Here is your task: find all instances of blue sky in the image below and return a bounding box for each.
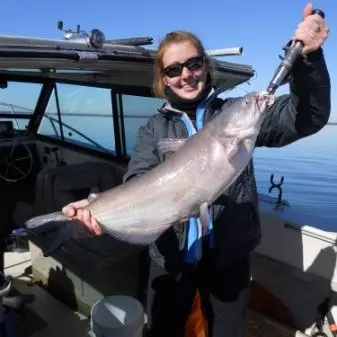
[1,0,336,122]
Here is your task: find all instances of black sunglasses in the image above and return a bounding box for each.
[163,55,205,78]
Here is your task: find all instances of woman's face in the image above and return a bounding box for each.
[162,41,209,100]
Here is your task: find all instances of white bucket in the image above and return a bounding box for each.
[90,295,145,337]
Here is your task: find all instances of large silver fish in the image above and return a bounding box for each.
[25,91,275,250]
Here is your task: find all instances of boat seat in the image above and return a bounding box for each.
[11,160,144,308]
[13,161,123,225]
[49,161,122,211]
[11,161,142,270]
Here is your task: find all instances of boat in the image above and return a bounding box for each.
[0,22,335,337]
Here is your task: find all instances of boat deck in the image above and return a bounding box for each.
[4,249,311,337]
[4,250,92,337]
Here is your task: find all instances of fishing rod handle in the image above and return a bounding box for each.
[266,8,325,94]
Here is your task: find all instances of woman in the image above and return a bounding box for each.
[62,3,330,337]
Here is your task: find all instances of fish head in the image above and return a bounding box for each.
[222,91,275,136]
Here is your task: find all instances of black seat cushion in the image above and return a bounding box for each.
[14,161,142,269]
[52,162,117,209]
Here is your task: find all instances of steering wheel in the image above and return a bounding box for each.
[0,139,33,183]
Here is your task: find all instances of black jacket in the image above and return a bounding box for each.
[123,48,331,274]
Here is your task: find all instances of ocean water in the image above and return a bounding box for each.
[253,124,337,228]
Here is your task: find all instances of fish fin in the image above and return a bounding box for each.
[88,193,99,203]
[199,202,210,229]
[104,226,163,246]
[157,138,187,154]
[25,211,69,232]
[103,218,180,246]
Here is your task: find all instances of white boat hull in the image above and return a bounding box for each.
[254,194,337,335]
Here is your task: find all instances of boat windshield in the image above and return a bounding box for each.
[0,81,42,134]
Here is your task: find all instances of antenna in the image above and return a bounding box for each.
[105,37,154,47]
[206,47,243,57]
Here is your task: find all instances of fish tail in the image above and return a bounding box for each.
[25,211,70,233]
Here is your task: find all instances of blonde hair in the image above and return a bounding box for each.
[152,31,212,98]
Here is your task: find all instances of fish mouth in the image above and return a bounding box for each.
[258,91,275,107]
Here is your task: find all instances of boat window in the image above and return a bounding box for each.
[120,94,164,155]
[0,81,42,132]
[37,83,116,154]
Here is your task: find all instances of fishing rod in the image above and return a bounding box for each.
[265,8,325,95]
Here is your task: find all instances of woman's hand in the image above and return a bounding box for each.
[292,3,329,55]
[62,198,103,239]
